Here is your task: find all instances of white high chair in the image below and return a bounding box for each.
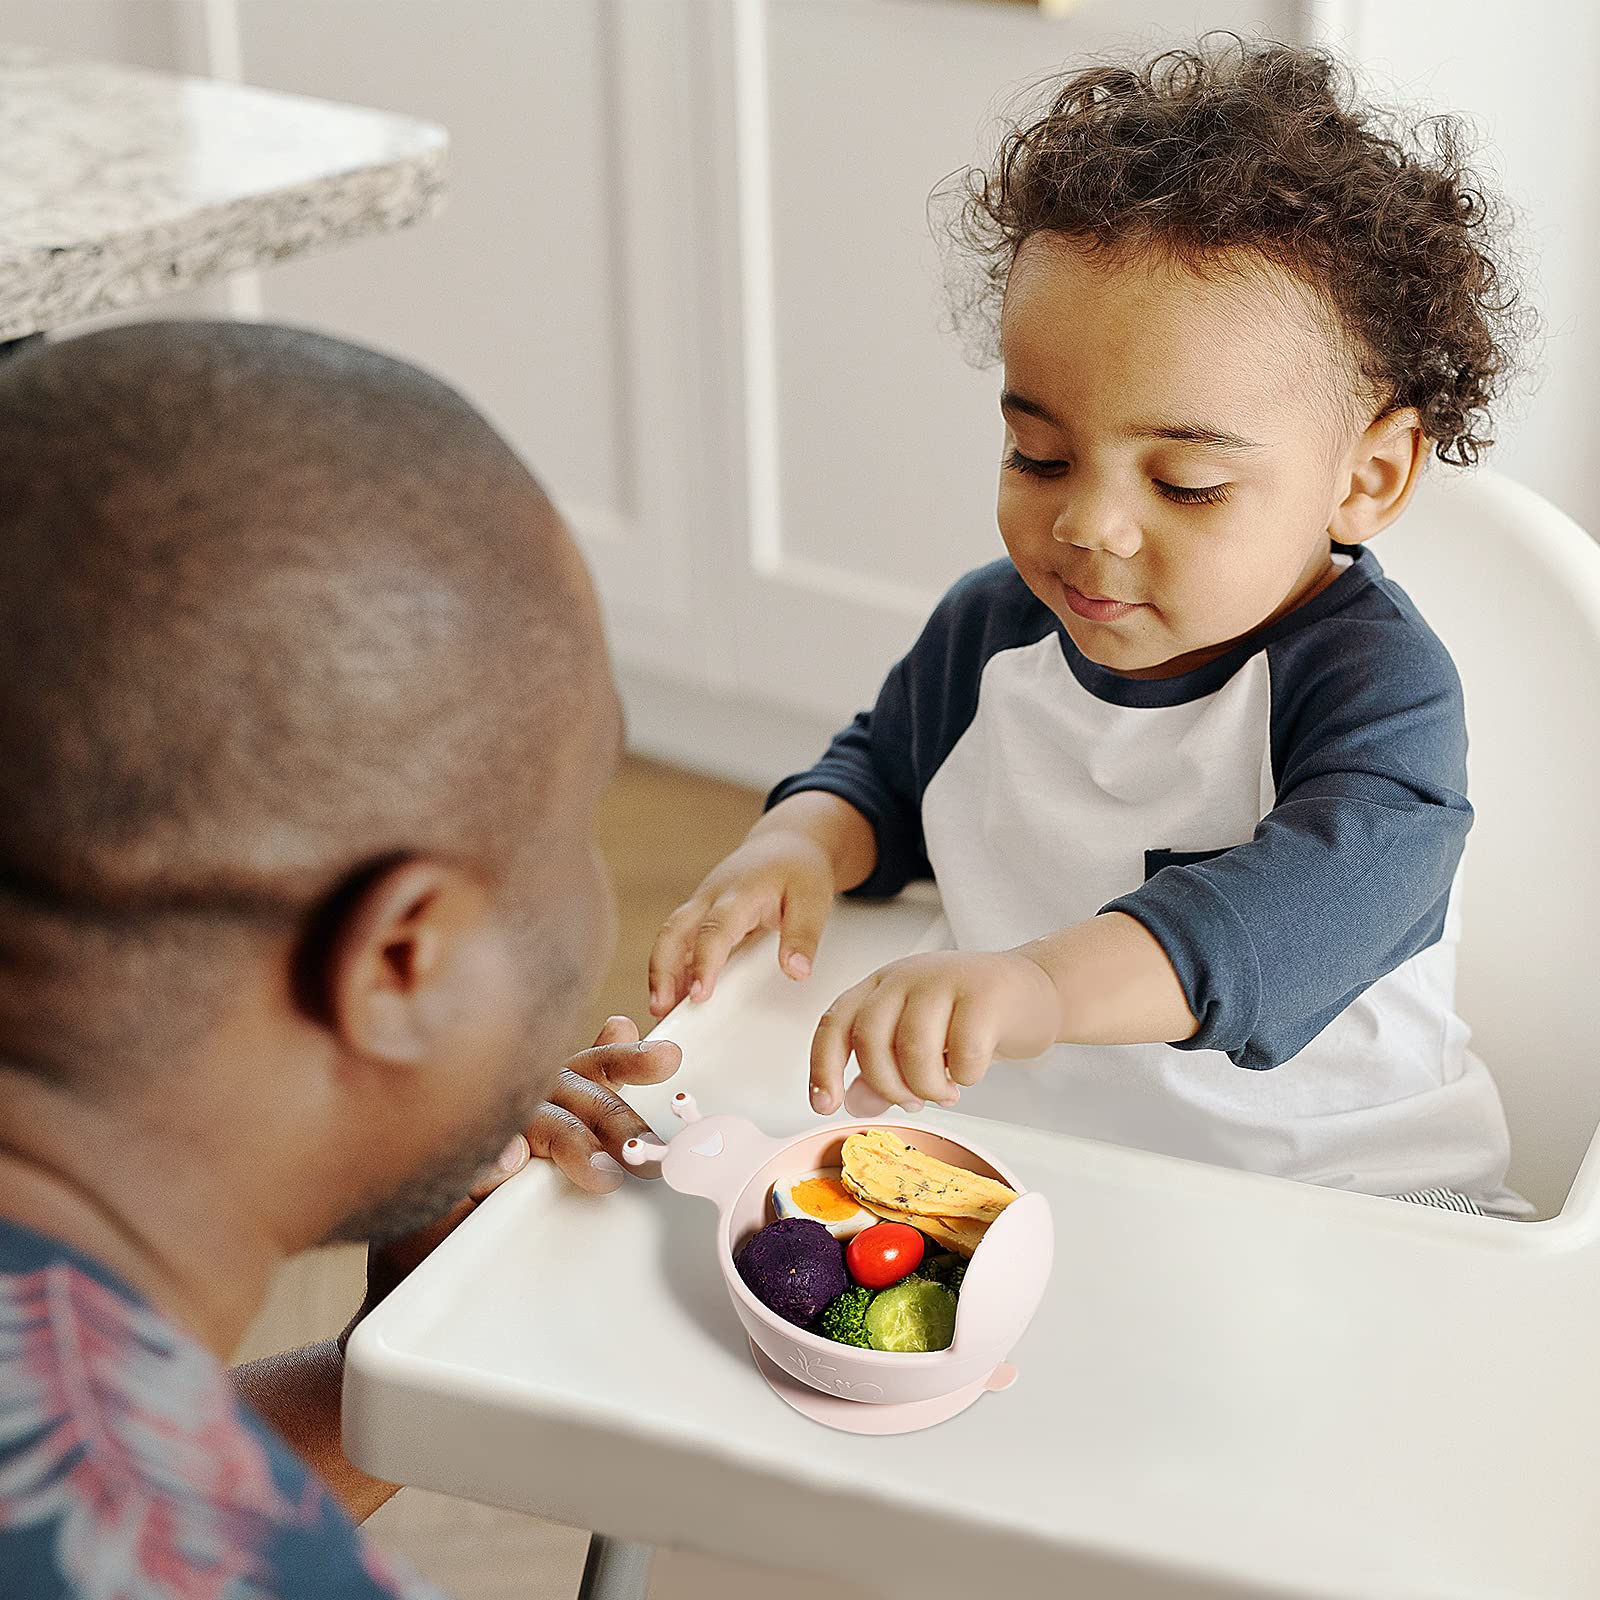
[1378,467,1600,1218]
[568,469,1600,1595]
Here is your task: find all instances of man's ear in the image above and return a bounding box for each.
[319,858,493,1064]
[1328,407,1427,548]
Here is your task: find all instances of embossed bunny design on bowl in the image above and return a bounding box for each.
[624,1093,1053,1413]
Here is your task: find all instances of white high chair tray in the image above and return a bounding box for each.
[344,891,1600,1599]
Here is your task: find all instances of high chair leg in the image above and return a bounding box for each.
[577,1532,653,1600]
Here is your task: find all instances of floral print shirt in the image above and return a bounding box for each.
[0,1218,449,1600]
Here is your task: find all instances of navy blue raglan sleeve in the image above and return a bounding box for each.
[765,561,1047,899]
[1101,603,1473,1071]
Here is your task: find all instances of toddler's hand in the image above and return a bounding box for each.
[649,829,835,1016]
[809,951,1059,1114]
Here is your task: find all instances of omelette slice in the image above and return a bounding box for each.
[841,1128,1018,1224]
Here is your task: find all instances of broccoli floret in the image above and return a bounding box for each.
[816,1285,874,1348]
[914,1252,967,1293]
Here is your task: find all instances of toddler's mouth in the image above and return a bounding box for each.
[1059,579,1144,623]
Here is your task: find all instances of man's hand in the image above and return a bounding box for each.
[525,1014,684,1192]
[347,1015,681,1329]
[808,951,1060,1115]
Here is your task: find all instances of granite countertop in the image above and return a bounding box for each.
[0,47,447,340]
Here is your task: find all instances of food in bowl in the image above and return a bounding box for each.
[630,1097,1052,1412]
[812,1244,971,1353]
[841,1128,1018,1256]
[864,1278,958,1354]
[732,1215,850,1328]
[740,1128,1019,1356]
[770,1170,877,1237]
[816,1284,874,1347]
[846,1221,924,1288]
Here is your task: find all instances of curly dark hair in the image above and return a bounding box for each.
[943,35,1531,467]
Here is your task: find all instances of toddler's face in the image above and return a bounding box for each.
[997,236,1367,679]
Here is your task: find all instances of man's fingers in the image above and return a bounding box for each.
[893,990,960,1106]
[777,884,828,981]
[565,1033,683,1090]
[685,896,763,1003]
[547,1067,658,1156]
[525,1102,629,1194]
[571,1037,683,1088]
[591,1014,639,1050]
[608,1037,683,1087]
[466,1132,530,1201]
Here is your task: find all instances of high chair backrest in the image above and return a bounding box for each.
[1378,468,1600,1218]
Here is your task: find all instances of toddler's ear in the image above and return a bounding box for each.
[1329,406,1426,547]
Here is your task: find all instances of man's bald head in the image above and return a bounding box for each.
[0,321,609,1084]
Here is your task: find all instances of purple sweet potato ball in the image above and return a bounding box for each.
[734,1217,849,1327]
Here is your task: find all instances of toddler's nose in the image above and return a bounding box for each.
[1050,488,1141,559]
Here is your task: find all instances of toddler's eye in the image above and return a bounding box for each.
[1004,447,1067,479]
[1155,480,1231,507]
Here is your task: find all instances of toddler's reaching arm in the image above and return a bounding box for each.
[649,571,1000,1015]
[808,913,1198,1113]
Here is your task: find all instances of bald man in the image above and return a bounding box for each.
[0,322,678,1598]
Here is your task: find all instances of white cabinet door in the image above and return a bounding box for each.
[219,0,723,701]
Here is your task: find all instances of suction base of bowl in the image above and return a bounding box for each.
[749,1340,1017,1435]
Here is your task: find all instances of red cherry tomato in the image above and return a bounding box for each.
[846,1222,925,1289]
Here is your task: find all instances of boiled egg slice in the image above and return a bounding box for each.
[771,1168,876,1238]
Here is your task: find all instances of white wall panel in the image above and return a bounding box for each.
[0,0,178,70]
[1335,0,1600,537]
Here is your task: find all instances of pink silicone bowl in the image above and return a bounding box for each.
[625,1094,1054,1406]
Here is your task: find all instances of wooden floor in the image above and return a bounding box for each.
[235,760,881,1599]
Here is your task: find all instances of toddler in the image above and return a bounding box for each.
[650,39,1530,1216]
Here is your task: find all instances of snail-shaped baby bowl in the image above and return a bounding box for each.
[625,1093,1053,1411]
